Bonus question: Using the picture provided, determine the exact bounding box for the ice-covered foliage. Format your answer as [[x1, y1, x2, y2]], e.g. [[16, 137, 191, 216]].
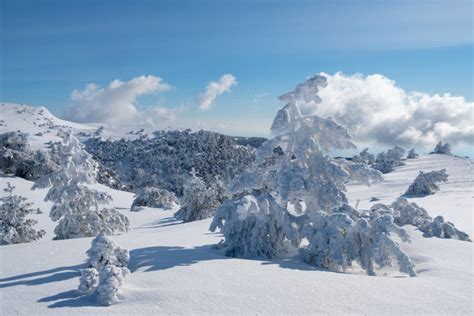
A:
[[430, 141, 453, 155], [131, 187, 178, 211], [210, 194, 299, 258], [301, 208, 416, 276], [0, 182, 45, 245], [78, 235, 130, 305], [85, 130, 254, 196], [372, 146, 406, 174], [371, 197, 470, 241], [33, 129, 129, 240], [212, 74, 412, 277], [0, 131, 58, 180], [406, 148, 419, 159], [174, 170, 223, 222], [352, 148, 375, 165], [404, 169, 448, 196]]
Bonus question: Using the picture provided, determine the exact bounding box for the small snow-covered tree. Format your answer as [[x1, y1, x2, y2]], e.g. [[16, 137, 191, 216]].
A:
[[373, 146, 406, 174], [404, 169, 448, 197], [406, 148, 419, 159], [78, 235, 130, 305], [352, 148, 375, 165], [33, 129, 129, 240], [174, 169, 221, 222], [301, 209, 416, 276], [210, 194, 299, 258], [131, 187, 178, 211], [211, 75, 418, 276], [0, 182, 45, 245], [430, 141, 452, 155], [372, 197, 470, 241]]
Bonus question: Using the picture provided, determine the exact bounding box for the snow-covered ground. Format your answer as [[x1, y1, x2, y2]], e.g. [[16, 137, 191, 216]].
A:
[[0, 153, 472, 315]]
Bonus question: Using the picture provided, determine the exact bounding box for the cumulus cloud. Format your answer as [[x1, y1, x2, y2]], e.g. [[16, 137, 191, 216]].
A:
[[304, 72, 473, 148], [66, 75, 172, 124], [198, 74, 237, 111]]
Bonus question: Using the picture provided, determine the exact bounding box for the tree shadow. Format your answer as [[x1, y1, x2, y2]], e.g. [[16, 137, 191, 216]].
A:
[[134, 217, 184, 230], [37, 289, 100, 308], [129, 244, 229, 272], [0, 264, 84, 288]]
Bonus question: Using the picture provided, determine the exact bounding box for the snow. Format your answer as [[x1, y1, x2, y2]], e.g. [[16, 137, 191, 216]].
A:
[[1, 153, 473, 314]]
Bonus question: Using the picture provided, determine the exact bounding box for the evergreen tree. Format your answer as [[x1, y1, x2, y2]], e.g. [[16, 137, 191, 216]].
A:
[[33, 129, 129, 240], [0, 182, 45, 245]]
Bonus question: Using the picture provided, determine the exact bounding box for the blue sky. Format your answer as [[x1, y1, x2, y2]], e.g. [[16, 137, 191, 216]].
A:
[[1, 0, 473, 150]]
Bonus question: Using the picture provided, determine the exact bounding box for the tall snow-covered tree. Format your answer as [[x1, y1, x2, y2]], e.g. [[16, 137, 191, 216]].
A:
[[33, 129, 129, 240], [0, 182, 45, 245], [430, 141, 453, 155], [404, 169, 448, 196], [78, 235, 130, 305], [174, 169, 222, 222], [211, 75, 419, 276]]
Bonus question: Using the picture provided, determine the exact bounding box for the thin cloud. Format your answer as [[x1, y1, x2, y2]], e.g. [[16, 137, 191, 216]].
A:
[[198, 74, 237, 111]]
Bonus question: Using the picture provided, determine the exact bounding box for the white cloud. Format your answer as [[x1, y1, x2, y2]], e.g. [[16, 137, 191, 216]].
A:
[[305, 72, 473, 149], [65, 75, 172, 124], [198, 74, 237, 111]]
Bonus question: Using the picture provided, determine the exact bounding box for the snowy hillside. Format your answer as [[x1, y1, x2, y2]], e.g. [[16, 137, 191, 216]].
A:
[[1, 154, 472, 315]]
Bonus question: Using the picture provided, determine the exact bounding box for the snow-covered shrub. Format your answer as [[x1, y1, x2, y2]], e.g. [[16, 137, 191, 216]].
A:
[[211, 74, 414, 276], [174, 170, 222, 222], [423, 216, 470, 241], [301, 209, 416, 276], [210, 194, 299, 258], [0, 131, 58, 180], [386, 197, 470, 241], [352, 148, 375, 165], [406, 148, 419, 159], [131, 187, 178, 211], [430, 141, 452, 155], [34, 129, 129, 240], [372, 146, 406, 174], [85, 129, 254, 196], [403, 169, 448, 196], [0, 182, 45, 245], [78, 235, 130, 305]]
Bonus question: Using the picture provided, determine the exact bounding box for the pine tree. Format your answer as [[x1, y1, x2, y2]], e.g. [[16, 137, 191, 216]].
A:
[[174, 169, 221, 222], [33, 129, 129, 240], [0, 182, 45, 245], [404, 169, 448, 196], [78, 235, 130, 305], [211, 75, 417, 276]]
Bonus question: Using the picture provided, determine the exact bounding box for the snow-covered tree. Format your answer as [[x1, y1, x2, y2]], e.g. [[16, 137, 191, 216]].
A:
[[430, 141, 453, 155], [210, 194, 299, 258], [352, 148, 375, 165], [211, 75, 418, 276], [406, 148, 419, 159], [78, 235, 130, 305], [0, 131, 58, 180], [301, 208, 416, 276], [372, 146, 406, 174], [131, 187, 178, 211], [174, 169, 222, 222], [0, 182, 45, 245], [33, 129, 129, 240], [404, 169, 448, 197], [372, 197, 470, 241]]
